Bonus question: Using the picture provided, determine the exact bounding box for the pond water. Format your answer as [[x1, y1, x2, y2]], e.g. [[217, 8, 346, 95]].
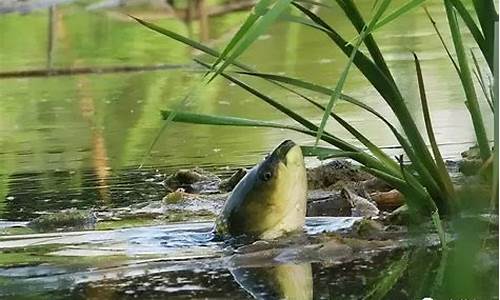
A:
[[0, 216, 497, 299], [0, 0, 494, 219]]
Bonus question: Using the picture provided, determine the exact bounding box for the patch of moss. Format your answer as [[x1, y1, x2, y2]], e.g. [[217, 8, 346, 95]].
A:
[[162, 190, 185, 204], [1, 226, 35, 236], [29, 210, 96, 232], [0, 243, 128, 268], [164, 209, 216, 222], [0, 245, 60, 267], [96, 216, 160, 230]]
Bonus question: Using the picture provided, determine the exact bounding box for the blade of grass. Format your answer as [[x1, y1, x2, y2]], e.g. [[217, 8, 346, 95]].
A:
[[193, 59, 335, 144], [361, 166, 426, 202], [332, 113, 400, 174], [314, 0, 394, 146], [447, 0, 489, 69], [444, 0, 491, 162], [314, 23, 366, 146], [300, 145, 358, 160], [293, 0, 334, 8], [431, 210, 446, 247], [161, 110, 308, 131], [470, 50, 494, 112], [423, 6, 460, 74], [471, 0, 497, 72], [337, 0, 394, 80], [207, 0, 293, 83], [392, 155, 440, 222], [414, 53, 456, 210], [348, 0, 426, 44], [208, 0, 272, 74], [472, 69, 494, 112]]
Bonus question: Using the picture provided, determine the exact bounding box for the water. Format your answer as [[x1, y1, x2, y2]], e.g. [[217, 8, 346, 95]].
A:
[[0, 0, 494, 220], [0, 217, 422, 298], [1, 217, 496, 299]]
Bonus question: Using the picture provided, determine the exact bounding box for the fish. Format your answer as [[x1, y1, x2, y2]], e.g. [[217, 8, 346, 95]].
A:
[[215, 140, 307, 240]]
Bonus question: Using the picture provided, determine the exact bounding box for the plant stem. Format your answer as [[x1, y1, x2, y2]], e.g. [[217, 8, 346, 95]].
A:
[[444, 0, 491, 162]]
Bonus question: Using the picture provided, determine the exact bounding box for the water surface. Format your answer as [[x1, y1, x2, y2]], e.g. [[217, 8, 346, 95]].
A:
[[0, 1, 493, 220]]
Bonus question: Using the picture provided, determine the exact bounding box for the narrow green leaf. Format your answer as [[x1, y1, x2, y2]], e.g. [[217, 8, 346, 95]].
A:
[[237, 71, 332, 94], [209, 0, 271, 73], [349, 0, 426, 43], [337, 0, 394, 80], [431, 210, 446, 247], [423, 6, 460, 74], [208, 0, 293, 83], [395, 156, 437, 216], [131, 16, 220, 61], [332, 113, 400, 174], [300, 146, 357, 160], [195, 60, 322, 137], [373, 0, 425, 31], [314, 0, 393, 146], [361, 166, 412, 194], [161, 109, 312, 133], [448, 0, 490, 71], [471, 0, 497, 72], [362, 253, 409, 300], [314, 25, 365, 146], [414, 53, 456, 208], [470, 50, 494, 112], [444, 1, 491, 162], [293, 0, 334, 8]]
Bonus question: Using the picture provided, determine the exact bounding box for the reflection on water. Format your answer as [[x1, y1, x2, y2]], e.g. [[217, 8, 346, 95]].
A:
[[0, 217, 497, 299], [0, 218, 400, 299], [231, 263, 313, 300]]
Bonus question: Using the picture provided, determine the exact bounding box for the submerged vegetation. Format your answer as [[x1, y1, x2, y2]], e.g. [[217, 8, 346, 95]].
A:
[[134, 0, 497, 237]]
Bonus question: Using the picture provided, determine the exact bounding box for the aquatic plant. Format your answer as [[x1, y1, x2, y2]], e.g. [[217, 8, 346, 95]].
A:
[[132, 0, 497, 236]]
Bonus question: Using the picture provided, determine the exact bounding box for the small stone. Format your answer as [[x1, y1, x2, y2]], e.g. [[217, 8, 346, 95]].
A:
[[342, 188, 379, 218], [370, 189, 404, 209]]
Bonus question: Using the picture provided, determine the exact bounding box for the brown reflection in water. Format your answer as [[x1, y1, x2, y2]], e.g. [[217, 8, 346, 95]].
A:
[[76, 76, 111, 203], [52, 7, 111, 202], [230, 263, 313, 300]]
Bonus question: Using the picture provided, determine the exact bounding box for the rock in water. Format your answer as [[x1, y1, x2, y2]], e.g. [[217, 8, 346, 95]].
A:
[[28, 209, 97, 232], [215, 140, 307, 240], [341, 187, 379, 218]]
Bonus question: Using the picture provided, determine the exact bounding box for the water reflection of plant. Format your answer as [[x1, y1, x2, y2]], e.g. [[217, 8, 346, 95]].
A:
[[134, 0, 496, 238]]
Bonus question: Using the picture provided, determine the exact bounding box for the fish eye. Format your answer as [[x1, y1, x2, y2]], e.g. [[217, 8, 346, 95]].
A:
[[262, 171, 273, 181]]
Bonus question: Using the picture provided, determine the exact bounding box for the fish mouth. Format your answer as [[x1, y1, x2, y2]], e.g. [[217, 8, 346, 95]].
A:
[[271, 140, 297, 163]]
